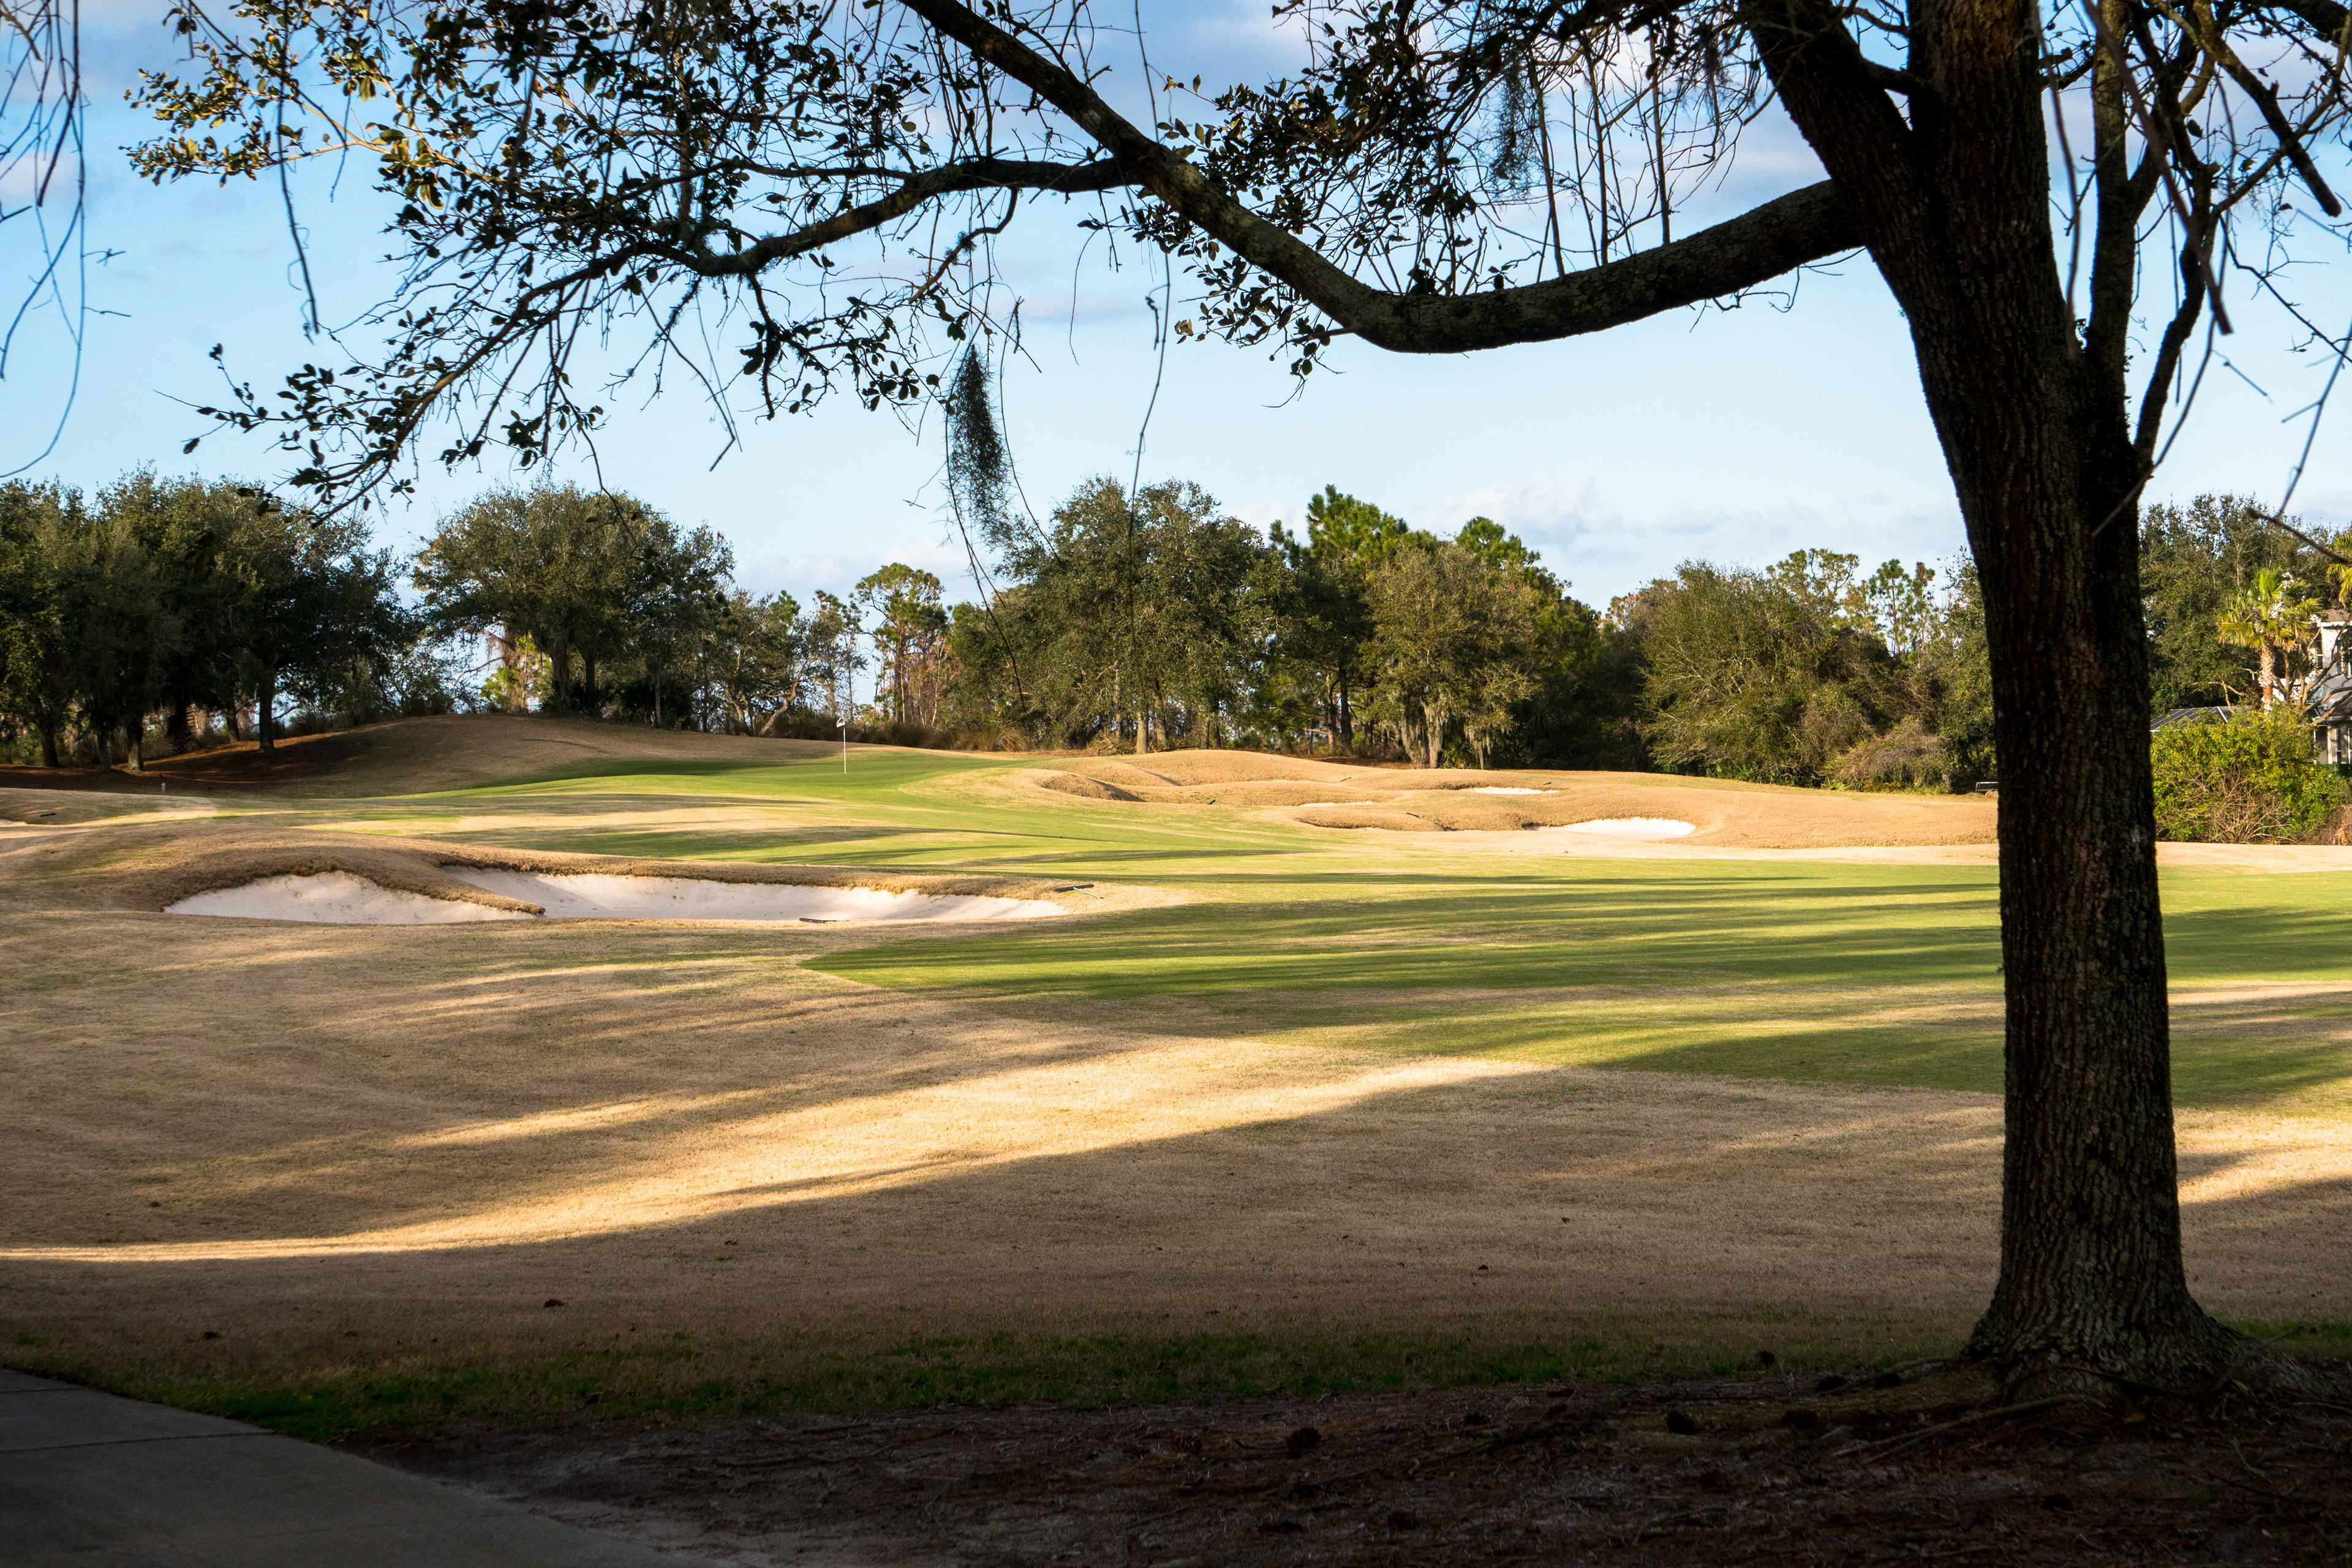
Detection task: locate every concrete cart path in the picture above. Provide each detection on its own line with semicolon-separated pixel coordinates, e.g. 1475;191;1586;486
0;1368;689;1565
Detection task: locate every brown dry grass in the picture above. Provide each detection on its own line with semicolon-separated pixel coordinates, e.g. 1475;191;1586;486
4;822;2346;1422
1034;771;1144;802
4;726;2347;1436
1042;753;2000;848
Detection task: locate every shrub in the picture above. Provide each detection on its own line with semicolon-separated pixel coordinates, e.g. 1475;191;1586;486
2149;706;2350;842
1830;717;1954;791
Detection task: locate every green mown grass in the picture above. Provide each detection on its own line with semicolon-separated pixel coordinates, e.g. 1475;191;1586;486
327;749;2352;1112
36;1310;2352;1442
13;1321;1914;1442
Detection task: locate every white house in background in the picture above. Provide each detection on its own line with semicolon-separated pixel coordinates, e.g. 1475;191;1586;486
2309;617;2352;764
2151;614;2352;764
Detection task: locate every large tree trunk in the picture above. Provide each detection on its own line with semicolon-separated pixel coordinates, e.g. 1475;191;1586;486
126;722;145;773
1910;216;2238;1392
1950;413;2234;1387
1894;304;2237;1387
1749;0;2244;1389
37;712;59;769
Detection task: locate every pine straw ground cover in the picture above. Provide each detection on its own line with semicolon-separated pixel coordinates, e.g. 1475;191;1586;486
3;715;2351;1559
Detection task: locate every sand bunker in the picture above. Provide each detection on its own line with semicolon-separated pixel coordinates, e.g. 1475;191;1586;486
443;869;1059;924
1041;750;1999;848
170;870;1061;925
1547;818;1697;840
168;872;530;925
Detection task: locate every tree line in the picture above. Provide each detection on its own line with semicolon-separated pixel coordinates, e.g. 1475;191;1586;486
2;476;2326;793
0;474;964;766
0;475;425;767
938;476;1991;784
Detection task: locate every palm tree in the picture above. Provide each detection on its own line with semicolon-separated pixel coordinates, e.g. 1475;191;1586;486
2217;570;2320;709
2325;533;2352;608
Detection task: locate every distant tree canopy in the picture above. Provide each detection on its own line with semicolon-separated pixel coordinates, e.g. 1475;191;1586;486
15;470;2311;802
416;483;732;723
951;477;1268;750
1612;549;1993;789
2141;496;2350;715
856;564;949;728
0;473;424;766
937;477;1990;782
1361;539;1544;769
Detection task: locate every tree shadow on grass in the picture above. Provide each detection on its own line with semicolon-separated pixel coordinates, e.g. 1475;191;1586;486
22;1049;2351;1437
2165;902;2352;986
817;877;2007;1000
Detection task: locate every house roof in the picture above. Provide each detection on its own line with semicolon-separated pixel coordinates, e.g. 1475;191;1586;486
2152;705;2236;730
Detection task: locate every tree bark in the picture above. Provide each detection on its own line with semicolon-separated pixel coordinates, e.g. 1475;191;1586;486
37;713;59;769
1948;404;2233;1385
256;670;278;753
1725;0;2248;1389
126;722;145;773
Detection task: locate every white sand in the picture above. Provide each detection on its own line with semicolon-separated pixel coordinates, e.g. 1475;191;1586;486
168;873;532;924
442;868;1061;923
168;869;1063;926
1546;817;1697;840
1464;786;1550;795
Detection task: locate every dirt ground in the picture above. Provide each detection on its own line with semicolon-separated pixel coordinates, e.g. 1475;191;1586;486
368;1366;2352;1565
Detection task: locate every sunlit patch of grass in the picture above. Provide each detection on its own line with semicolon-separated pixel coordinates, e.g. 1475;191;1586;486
328;741;2352;1114
810;861;2352;1112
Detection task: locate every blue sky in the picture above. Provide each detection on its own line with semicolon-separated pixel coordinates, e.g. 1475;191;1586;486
6;1;2350;613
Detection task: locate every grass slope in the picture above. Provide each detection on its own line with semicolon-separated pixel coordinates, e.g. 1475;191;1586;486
6;715;2348;1437
323;724;2350;1115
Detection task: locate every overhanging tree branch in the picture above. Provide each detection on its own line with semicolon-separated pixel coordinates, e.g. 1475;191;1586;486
680;156;1134;277
899;0;1858;352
